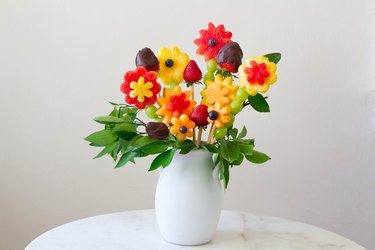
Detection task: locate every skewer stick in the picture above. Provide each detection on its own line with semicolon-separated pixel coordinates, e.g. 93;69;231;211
197;127;203;145
192;127;196;144
207;123;215;144
190;84;196;144
211;138;217;144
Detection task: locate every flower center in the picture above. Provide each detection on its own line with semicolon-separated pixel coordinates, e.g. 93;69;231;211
244;61;270;85
129;76;154;102
208;39;217;46
208;110;219;120
166;93;191;112
165;59;174;68
179;126;187;134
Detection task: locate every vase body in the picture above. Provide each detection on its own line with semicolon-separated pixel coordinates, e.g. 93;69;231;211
155;149;223;245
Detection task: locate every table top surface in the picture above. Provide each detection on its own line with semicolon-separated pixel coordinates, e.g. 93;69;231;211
25;209;366;250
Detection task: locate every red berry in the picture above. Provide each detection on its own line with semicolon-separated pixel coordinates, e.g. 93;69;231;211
183;60;202;83
190;104;209;126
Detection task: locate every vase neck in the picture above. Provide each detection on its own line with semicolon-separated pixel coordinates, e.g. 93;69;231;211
172;149;213;168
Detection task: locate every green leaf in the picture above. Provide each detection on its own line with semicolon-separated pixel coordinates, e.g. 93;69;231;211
220;158;230;189
238;126;247;139
238;142;254;155
148;148;176;171
179;140;197;154
247;93;270;112
130;135;155;148
93;142;118;159
115;151;138;168
245;150;271;164
109;107;119;117
232;153;244;166
264;53;282;64
85;130;118;145
94;116;124;125
134;140;174;154
229;128;238;139
220;140;241;163
113;123;137;140
202;144;219;153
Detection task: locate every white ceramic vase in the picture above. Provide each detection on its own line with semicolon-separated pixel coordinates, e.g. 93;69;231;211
155;149;223;245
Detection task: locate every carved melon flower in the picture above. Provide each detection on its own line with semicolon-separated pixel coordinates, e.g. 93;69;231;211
170;114;196;141
156;85;196;125
194;22;232;62
208;74;238;101
238;56;277;96
120;67;161;109
201;74;237;107
207;102;231;128
157;46;189;86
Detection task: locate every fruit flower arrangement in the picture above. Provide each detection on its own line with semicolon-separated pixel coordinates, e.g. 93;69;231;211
85;22;281;189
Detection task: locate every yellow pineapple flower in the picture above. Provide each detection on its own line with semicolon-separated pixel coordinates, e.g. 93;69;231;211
157;46;189;85
129;76;154;102
238;56;277;96
156;85;196;125
170;114;195;141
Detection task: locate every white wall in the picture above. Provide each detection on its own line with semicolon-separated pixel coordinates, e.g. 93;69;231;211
0;0;374;249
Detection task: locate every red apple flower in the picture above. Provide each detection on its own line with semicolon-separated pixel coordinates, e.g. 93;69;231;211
120;67;161;109
194;22;232;62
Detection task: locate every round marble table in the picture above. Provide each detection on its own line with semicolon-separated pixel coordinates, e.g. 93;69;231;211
25;210;366;250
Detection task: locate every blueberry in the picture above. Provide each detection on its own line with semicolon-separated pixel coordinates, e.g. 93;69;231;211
165;59;174;67
208;39;217;46
208;110;219;120
179;126;187;134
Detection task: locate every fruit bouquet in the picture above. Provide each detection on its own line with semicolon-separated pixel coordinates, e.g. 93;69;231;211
85;22;281;189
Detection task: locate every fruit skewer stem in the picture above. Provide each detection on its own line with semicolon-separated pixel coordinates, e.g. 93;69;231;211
191;84;196;144
207;123;215;144
197;127;203;145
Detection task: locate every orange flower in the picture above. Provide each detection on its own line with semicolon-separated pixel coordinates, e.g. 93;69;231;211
201;74;237;107
156;86;196;125
170;114;195;141
208;102;231;128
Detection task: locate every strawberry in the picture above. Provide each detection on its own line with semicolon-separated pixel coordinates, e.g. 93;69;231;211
183;60;202;83
190;104;209;126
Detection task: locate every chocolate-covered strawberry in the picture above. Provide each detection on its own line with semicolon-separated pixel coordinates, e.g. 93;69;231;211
190;104;209;126
135;47;159;71
216;42;243;73
145;122;169;140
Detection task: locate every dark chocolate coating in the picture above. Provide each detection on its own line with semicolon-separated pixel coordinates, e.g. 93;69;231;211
145;122;169;140
216;42;243;71
135;47;159;70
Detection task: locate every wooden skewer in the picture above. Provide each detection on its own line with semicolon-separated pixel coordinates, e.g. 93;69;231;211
192;127;196;144
197;127;203;145
211;138;217;144
190;84;196;144
207;123;215;144
191;84;195;102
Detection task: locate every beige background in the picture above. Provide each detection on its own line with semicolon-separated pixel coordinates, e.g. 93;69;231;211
0;0;374;249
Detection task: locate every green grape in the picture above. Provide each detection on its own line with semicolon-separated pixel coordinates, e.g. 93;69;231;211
214;127;227;140
203;72;215;84
224;113;235;128
230;101;243;115
166;82;178;89
154;117;162;122
236;86;249;102
145;105;157;119
206;59;217;73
